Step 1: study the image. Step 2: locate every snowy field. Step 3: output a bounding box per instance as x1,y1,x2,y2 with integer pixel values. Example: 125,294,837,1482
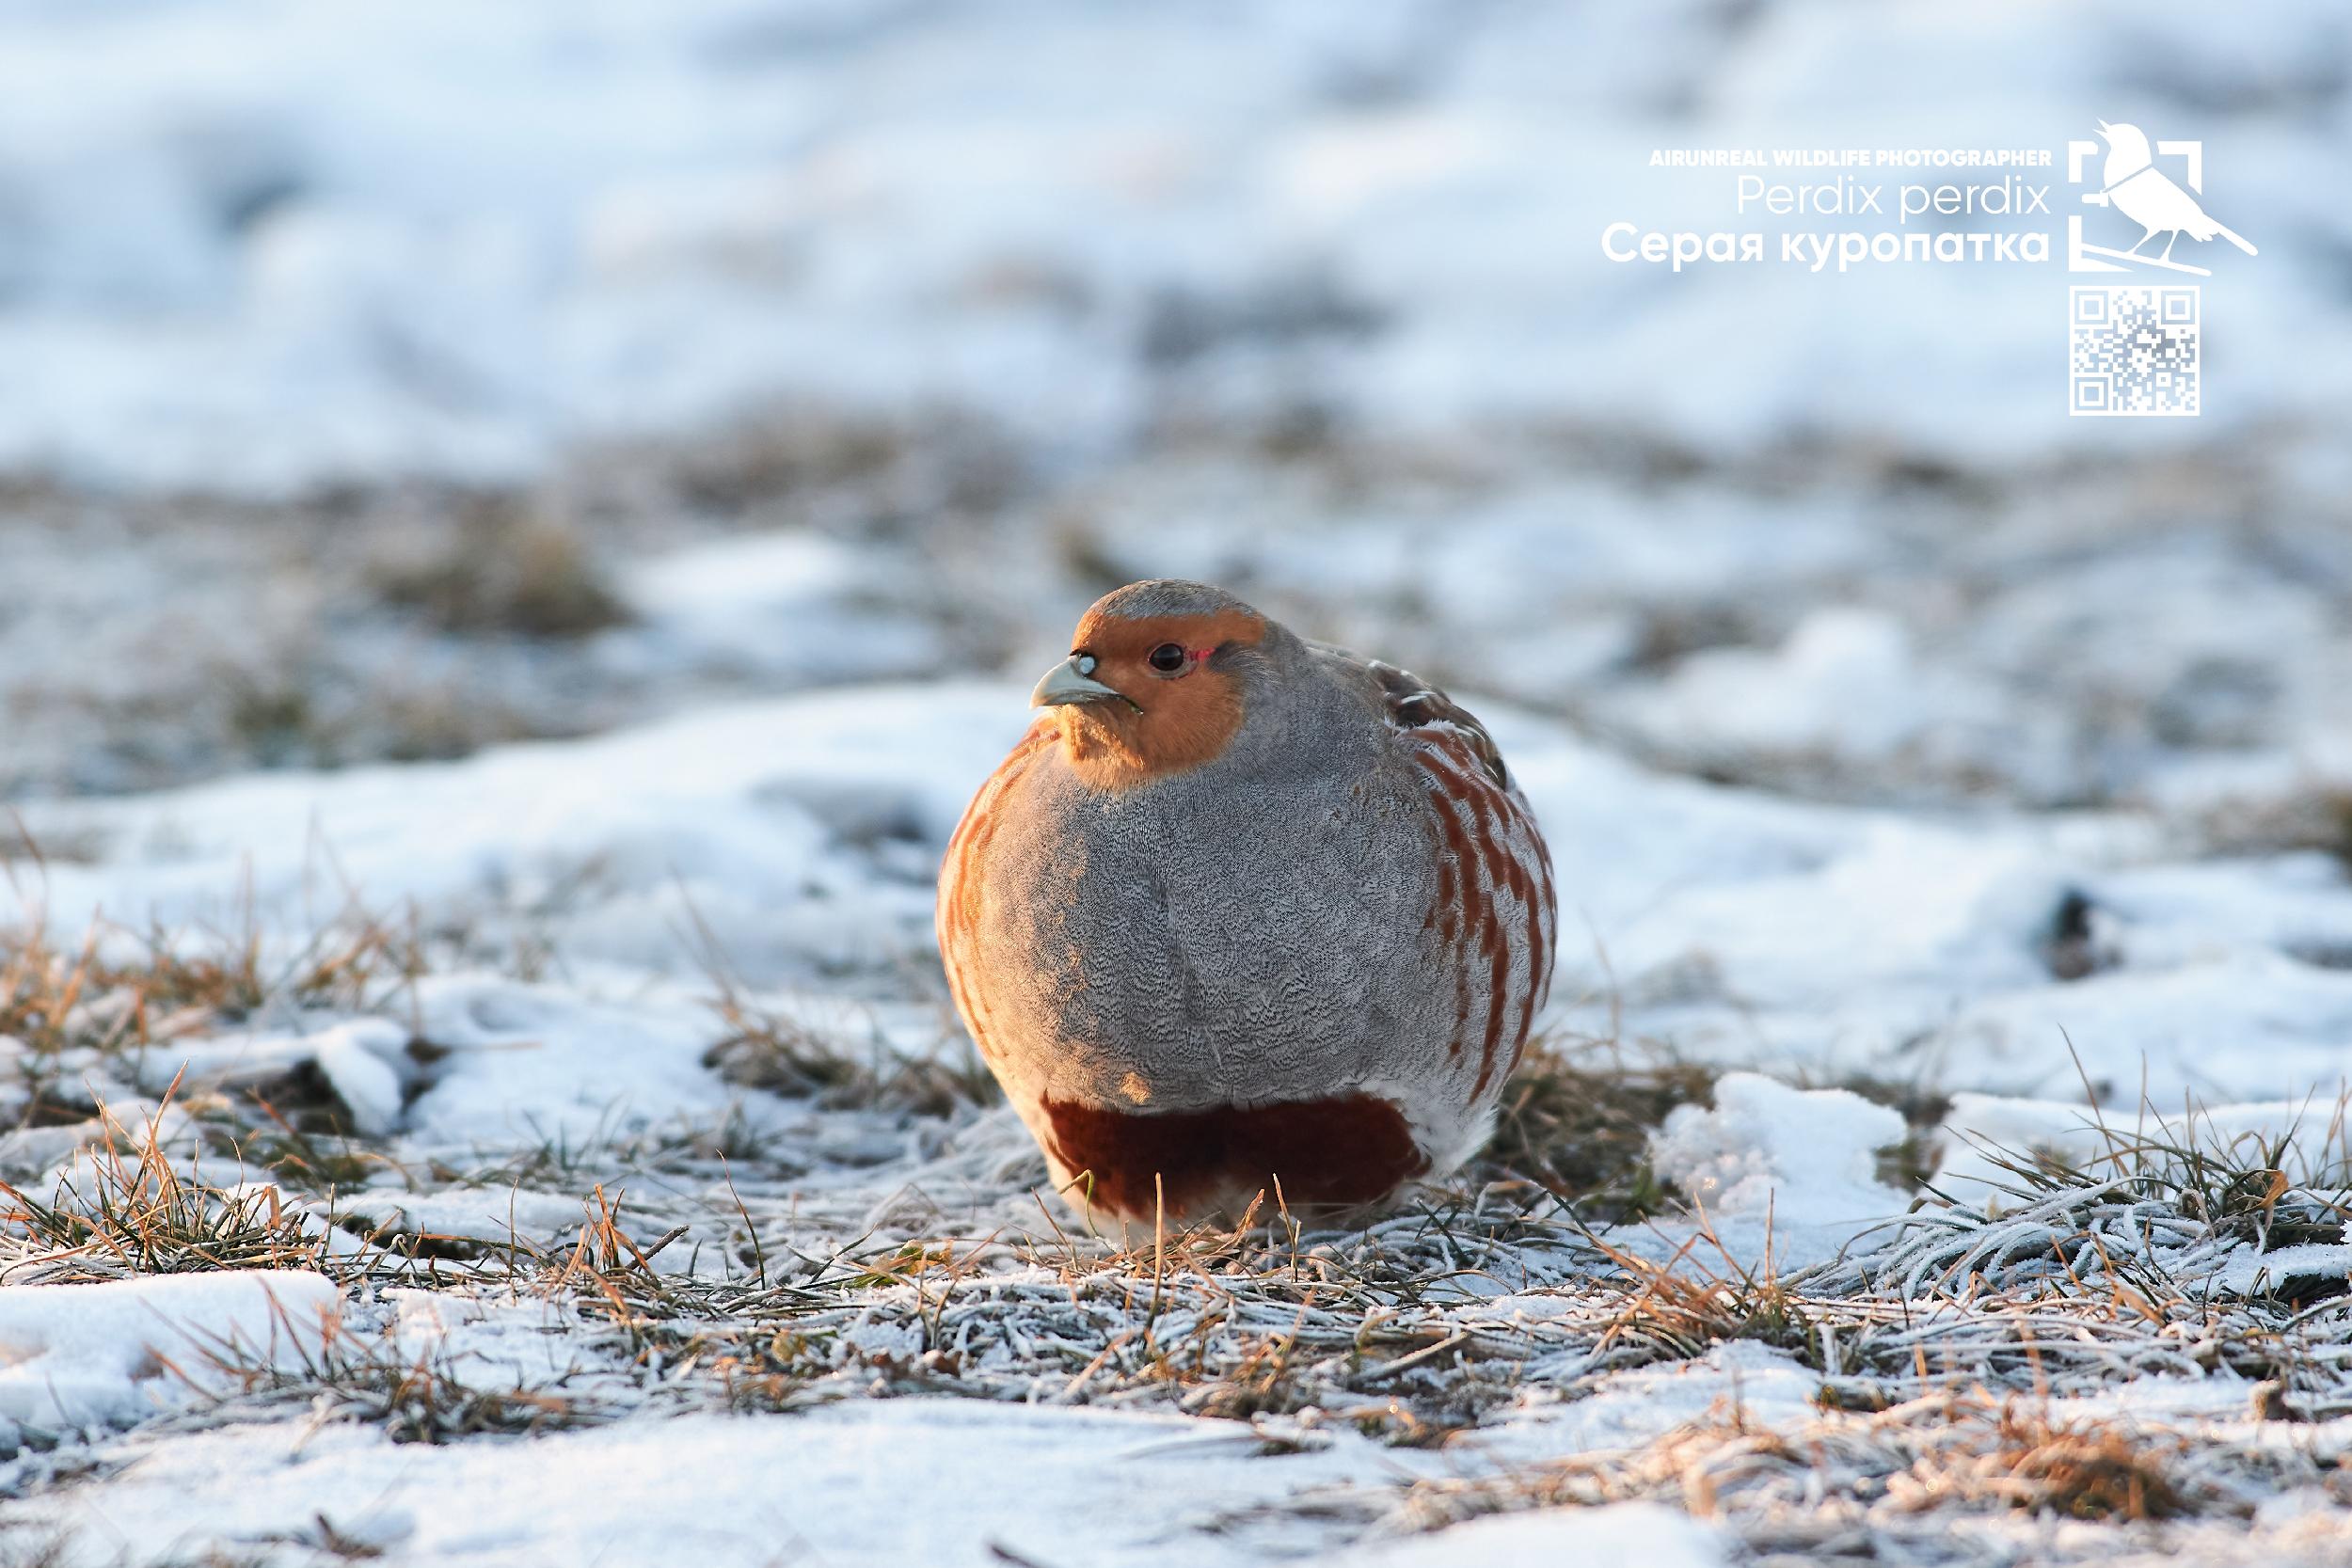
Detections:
5,2,2352,1564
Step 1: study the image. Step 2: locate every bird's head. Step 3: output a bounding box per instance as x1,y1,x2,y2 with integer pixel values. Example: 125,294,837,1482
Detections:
2095,120,2153,166
1031,579,1272,786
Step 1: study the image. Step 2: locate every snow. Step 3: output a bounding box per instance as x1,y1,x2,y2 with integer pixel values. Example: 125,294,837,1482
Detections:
1934,1089,2352,1197
0,1272,337,1432
328,1188,590,1250
1649,1073,1910,1269
0,1,2344,491
1936,953,2352,1106
1609,606,2029,772
308,1022,408,1137
619,531,948,681
5,669,2344,1556
108,1018,415,1138
1336,1504,1726,1567
12,1400,1518,1568
15,684,1020,989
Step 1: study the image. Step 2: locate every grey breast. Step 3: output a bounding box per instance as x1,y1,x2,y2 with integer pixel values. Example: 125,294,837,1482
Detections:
970,641,1451,1114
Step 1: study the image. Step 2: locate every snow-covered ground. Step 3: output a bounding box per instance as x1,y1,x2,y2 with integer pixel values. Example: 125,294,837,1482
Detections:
6,681,2352,1563
5,0,2352,1562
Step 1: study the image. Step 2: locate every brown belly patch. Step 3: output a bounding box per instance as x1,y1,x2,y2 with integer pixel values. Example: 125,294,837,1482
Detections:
1039,1091,1429,1221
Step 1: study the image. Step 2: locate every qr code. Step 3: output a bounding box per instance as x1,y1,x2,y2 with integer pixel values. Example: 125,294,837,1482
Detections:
2069,286,2199,417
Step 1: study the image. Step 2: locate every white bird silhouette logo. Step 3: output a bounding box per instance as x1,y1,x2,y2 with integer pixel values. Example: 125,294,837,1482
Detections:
2086,120,2257,264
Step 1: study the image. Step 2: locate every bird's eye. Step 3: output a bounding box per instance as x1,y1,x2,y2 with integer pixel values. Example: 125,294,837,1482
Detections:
1147,642,1186,673
1073,654,1097,675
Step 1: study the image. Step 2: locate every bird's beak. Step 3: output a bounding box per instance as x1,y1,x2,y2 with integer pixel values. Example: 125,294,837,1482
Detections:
2095,119,2112,138
1031,656,1124,709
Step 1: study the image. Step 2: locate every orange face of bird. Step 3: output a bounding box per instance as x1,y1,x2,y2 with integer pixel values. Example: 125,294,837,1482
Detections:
1030,604,1266,787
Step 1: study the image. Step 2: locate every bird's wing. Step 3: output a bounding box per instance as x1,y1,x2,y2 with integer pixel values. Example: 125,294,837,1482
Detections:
1343,652,1558,1098
1356,656,1514,787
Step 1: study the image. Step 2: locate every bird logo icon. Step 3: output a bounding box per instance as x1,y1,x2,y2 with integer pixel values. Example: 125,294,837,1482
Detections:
2073,120,2256,275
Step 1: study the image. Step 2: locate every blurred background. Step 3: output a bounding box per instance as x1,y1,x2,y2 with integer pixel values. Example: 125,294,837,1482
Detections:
3,0,2349,838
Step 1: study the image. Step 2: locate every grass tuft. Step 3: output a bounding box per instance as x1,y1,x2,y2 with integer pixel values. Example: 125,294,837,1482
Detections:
1384,1391,2221,1545
0,1102,326,1282
1974,1402,2193,1521
1582,1225,1819,1370
301,1343,588,1445
691,918,997,1117
0,904,422,1063
1472,1038,1712,1220
367,499,628,640
206,1311,595,1445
